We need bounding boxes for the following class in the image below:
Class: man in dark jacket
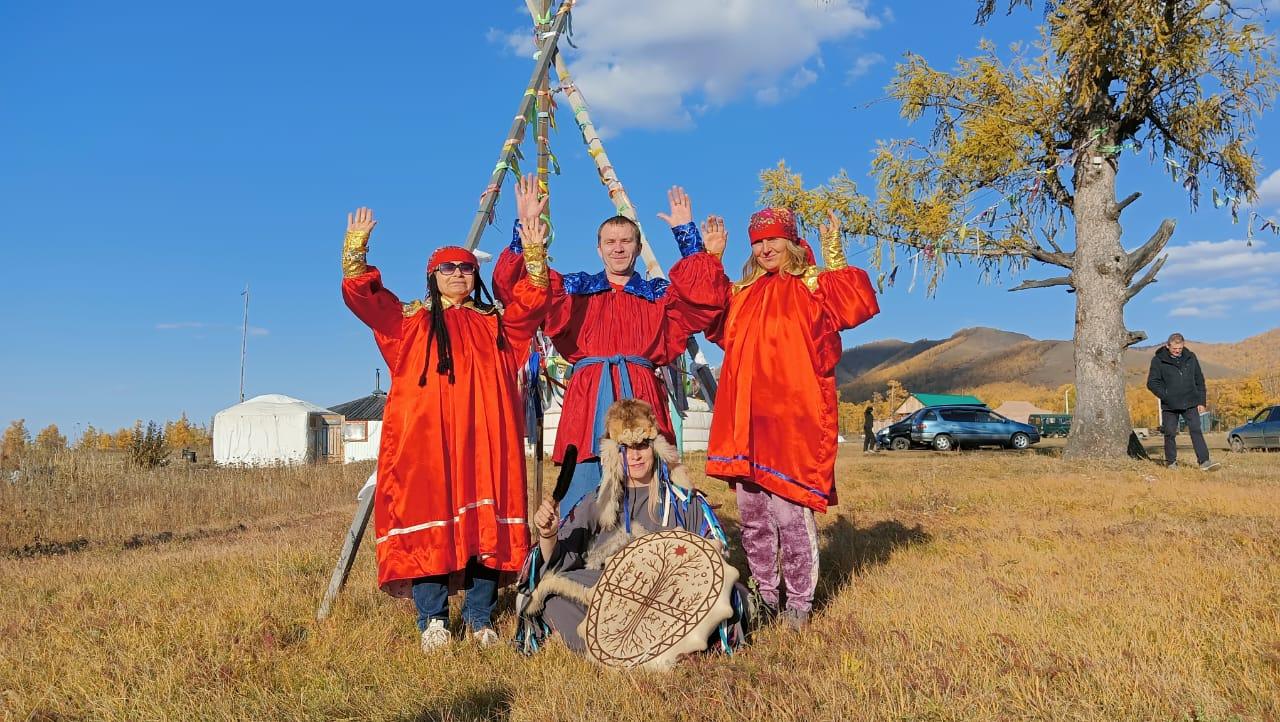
[1146,333,1218,470]
[863,405,876,453]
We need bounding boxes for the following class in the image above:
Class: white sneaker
[420,619,451,653]
[472,627,500,648]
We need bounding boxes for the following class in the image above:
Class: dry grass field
[2,439,1277,721]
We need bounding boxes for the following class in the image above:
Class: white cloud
[1160,238,1280,278]
[754,68,817,106]
[491,0,883,132]
[1154,281,1280,319]
[846,52,885,82]
[1154,284,1273,304]
[755,86,782,105]
[791,66,819,90]
[1255,167,1280,211]
[1169,304,1229,318]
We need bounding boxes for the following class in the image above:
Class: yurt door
[309,413,345,464]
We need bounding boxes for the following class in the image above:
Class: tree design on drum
[581,529,737,670]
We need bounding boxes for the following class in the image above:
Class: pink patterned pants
[734,481,819,613]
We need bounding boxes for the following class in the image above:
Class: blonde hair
[737,238,812,287]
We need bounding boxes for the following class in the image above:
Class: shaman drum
[579,529,738,670]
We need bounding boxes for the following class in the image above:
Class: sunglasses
[624,439,654,450]
[434,262,477,276]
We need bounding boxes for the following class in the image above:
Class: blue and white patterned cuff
[510,220,524,254]
[672,222,703,258]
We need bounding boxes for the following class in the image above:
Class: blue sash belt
[572,354,654,455]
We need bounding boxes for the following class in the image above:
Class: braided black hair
[417,269,508,387]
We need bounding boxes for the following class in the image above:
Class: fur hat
[596,400,690,531]
[604,399,660,447]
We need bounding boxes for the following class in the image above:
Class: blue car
[910,405,1041,451]
[1228,405,1280,452]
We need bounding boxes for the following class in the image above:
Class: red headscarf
[747,208,816,265]
[427,246,479,274]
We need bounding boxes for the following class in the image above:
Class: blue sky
[2,0,1278,436]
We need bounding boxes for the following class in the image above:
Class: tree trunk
[1065,152,1132,459]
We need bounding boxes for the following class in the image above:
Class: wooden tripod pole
[543,47,719,404]
[528,0,552,514]
[461,1,572,251]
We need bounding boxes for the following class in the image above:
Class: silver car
[1228,405,1280,452]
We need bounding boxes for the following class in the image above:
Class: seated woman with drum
[515,399,747,669]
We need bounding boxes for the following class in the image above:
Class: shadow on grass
[814,515,931,611]
[399,683,514,722]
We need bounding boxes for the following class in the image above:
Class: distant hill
[837,326,1276,402]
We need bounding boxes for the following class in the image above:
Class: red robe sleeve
[493,220,574,345]
[492,243,525,308]
[649,221,731,362]
[498,275,551,363]
[539,273,582,358]
[816,266,879,330]
[812,265,880,374]
[704,284,729,349]
[342,266,406,372]
[660,250,732,362]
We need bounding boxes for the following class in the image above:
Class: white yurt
[213,394,344,466]
[679,398,713,452]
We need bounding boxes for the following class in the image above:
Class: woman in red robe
[341,207,551,651]
[705,207,879,628]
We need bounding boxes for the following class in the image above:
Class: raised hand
[347,207,377,238]
[819,208,841,240]
[657,185,693,228]
[702,215,727,257]
[519,215,549,249]
[515,173,547,227]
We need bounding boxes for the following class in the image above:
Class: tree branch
[1125,254,1167,302]
[1113,191,1141,217]
[1042,170,1075,208]
[1124,330,1149,348]
[1009,274,1073,292]
[877,235,1023,259]
[1125,218,1175,282]
[1023,245,1075,269]
[882,234,1075,269]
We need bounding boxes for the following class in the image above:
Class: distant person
[863,405,876,453]
[1146,332,1218,471]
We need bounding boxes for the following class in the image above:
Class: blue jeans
[411,558,499,632]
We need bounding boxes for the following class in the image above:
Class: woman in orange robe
[705,207,879,628]
[341,207,550,651]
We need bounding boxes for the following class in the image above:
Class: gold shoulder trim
[402,299,429,317]
[734,267,820,294]
[801,265,821,293]
[403,297,498,317]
